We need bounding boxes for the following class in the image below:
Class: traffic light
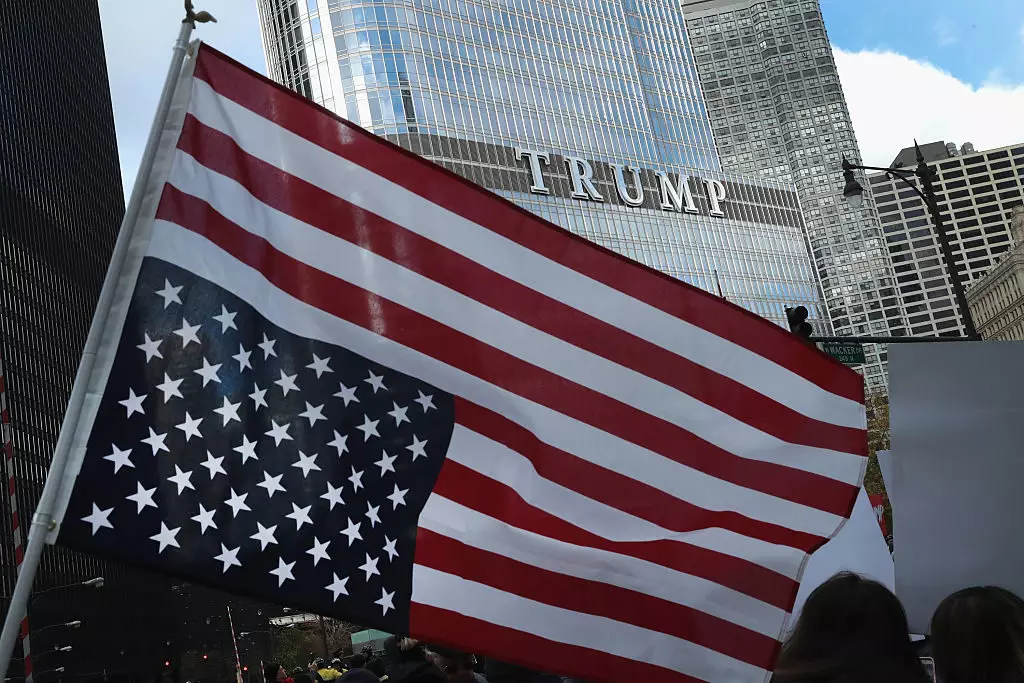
[243,666,249,673]
[785,305,813,340]
[164,661,171,668]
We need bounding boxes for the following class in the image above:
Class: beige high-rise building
[967,205,1024,341]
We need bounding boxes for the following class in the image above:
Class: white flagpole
[0,2,215,675]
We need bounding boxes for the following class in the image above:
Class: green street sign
[820,341,866,365]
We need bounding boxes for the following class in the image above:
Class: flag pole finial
[184,0,217,24]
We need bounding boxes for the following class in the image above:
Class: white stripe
[167,152,863,484]
[411,565,769,683]
[147,219,845,538]
[186,78,866,431]
[419,493,788,638]
[446,424,804,579]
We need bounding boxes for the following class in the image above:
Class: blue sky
[100,0,1024,192]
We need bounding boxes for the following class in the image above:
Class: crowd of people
[263,573,1024,683]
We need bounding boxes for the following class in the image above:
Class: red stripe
[430,459,800,609]
[1,408,8,424]
[8,477,14,496]
[415,529,779,669]
[11,511,18,530]
[176,115,866,457]
[15,546,23,564]
[155,185,855,515]
[192,44,863,404]
[409,602,706,683]
[0,375,5,393]
[456,398,818,552]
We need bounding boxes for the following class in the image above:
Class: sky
[99,0,1024,195]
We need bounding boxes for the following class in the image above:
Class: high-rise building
[255,0,833,332]
[870,141,1024,336]
[683,0,903,391]
[0,3,179,678]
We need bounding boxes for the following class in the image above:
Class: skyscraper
[871,141,1024,337]
[0,2,176,677]
[683,0,903,391]
[256,0,832,332]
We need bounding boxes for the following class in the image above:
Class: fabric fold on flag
[50,43,867,683]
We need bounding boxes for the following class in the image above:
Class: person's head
[772,572,928,683]
[331,658,343,671]
[348,654,368,669]
[428,647,477,683]
[931,585,1024,683]
[313,658,326,671]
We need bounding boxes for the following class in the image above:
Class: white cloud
[99,0,266,196]
[834,47,1024,167]
[932,17,958,47]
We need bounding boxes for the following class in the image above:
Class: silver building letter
[611,164,645,207]
[564,155,604,202]
[704,178,727,217]
[655,171,698,213]
[514,147,551,195]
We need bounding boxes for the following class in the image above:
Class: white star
[356,415,380,441]
[233,435,259,463]
[224,488,251,517]
[82,503,114,534]
[174,318,201,348]
[274,370,299,396]
[233,345,252,372]
[375,451,397,477]
[348,466,364,492]
[257,471,286,498]
[387,402,410,426]
[155,279,183,308]
[156,373,184,402]
[265,420,292,446]
[308,537,332,566]
[334,382,359,406]
[292,451,321,478]
[407,435,428,461]
[212,305,238,333]
[299,402,326,427]
[137,333,163,362]
[150,522,181,553]
[214,544,242,573]
[191,504,218,535]
[249,384,268,409]
[327,430,349,456]
[213,396,242,425]
[250,522,278,550]
[326,573,349,601]
[168,464,195,495]
[258,333,277,359]
[200,451,227,479]
[270,557,296,586]
[104,444,134,473]
[286,502,313,530]
[126,482,158,513]
[375,588,396,615]
[321,482,345,510]
[176,411,203,442]
[358,553,380,581]
[364,370,387,393]
[414,390,436,412]
[194,358,222,387]
[307,354,333,378]
[387,484,408,510]
[365,502,381,528]
[382,536,399,562]
[341,517,362,546]
[118,388,146,418]
[141,427,169,456]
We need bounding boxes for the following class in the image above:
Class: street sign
[820,341,866,365]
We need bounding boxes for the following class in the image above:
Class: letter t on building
[514,147,551,195]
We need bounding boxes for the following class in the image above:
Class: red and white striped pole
[227,606,243,683]
[0,354,32,683]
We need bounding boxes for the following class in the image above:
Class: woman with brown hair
[771,572,929,683]
[931,586,1024,683]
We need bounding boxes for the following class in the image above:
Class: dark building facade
[0,3,181,680]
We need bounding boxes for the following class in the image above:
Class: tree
[864,392,890,496]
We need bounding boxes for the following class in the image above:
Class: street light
[32,622,82,636]
[840,144,979,339]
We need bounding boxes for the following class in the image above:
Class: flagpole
[0,3,215,676]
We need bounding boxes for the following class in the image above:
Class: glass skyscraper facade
[256,0,832,331]
[684,0,901,391]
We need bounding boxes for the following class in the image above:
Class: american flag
[53,44,867,683]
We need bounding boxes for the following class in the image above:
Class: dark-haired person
[772,572,929,683]
[931,585,1024,683]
